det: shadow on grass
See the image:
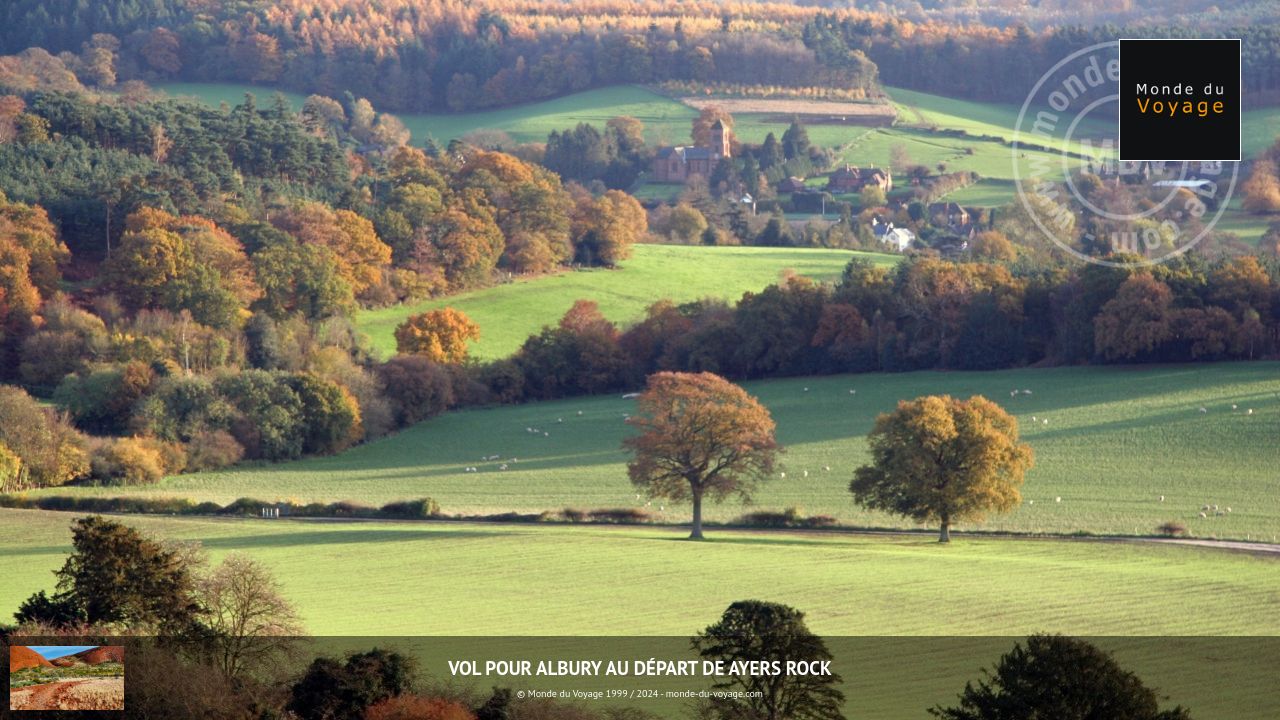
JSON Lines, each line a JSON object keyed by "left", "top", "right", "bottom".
{"left": 198, "top": 528, "right": 506, "bottom": 550}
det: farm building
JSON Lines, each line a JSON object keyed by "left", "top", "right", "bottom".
{"left": 826, "top": 164, "right": 892, "bottom": 193}
{"left": 651, "top": 120, "right": 731, "bottom": 183}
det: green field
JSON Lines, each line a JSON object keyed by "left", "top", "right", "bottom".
{"left": 26, "top": 363, "right": 1279, "bottom": 541}
{"left": 356, "top": 245, "right": 887, "bottom": 359}
{"left": 3, "top": 509, "right": 1277, "bottom": 638}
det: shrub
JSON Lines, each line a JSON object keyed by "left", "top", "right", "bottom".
{"left": 185, "top": 430, "right": 245, "bottom": 472}
{"left": 379, "top": 498, "right": 440, "bottom": 518}
{"left": 377, "top": 355, "right": 455, "bottom": 426}
{"left": 0, "top": 384, "right": 89, "bottom": 488}
{"left": 1157, "top": 521, "right": 1189, "bottom": 537}
{"left": 560, "top": 507, "right": 588, "bottom": 522}
{"left": 89, "top": 437, "right": 166, "bottom": 485}
{"left": 587, "top": 508, "right": 654, "bottom": 524}
{"left": 735, "top": 507, "right": 837, "bottom": 529}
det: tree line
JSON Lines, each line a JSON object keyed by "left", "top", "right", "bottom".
{"left": 2, "top": 1, "right": 1275, "bottom": 113}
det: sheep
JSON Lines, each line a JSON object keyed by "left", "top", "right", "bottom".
{"left": 823, "top": 466, "right": 832, "bottom": 472}
{"left": 1031, "top": 415, "right": 1037, "bottom": 422}
{"left": 849, "top": 389, "right": 857, "bottom": 394}
{"left": 577, "top": 410, "right": 583, "bottom": 416}
{"left": 1023, "top": 389, "right": 1033, "bottom": 395}
{"left": 543, "top": 432, "right": 550, "bottom": 437}
{"left": 1215, "top": 510, "right": 1225, "bottom": 516}
{"left": 1159, "top": 495, "right": 1165, "bottom": 502}
{"left": 1247, "top": 408, "right": 1254, "bottom": 415}
{"left": 499, "top": 464, "right": 508, "bottom": 471}
{"left": 659, "top": 505, "right": 664, "bottom": 511}
{"left": 1201, "top": 504, "right": 1210, "bottom": 511}
{"left": 803, "top": 387, "right": 809, "bottom": 392}
{"left": 512, "top": 457, "right": 518, "bottom": 463}
{"left": 1213, "top": 504, "right": 1219, "bottom": 511}
{"left": 1027, "top": 499, "right": 1034, "bottom": 505}
{"left": 1042, "top": 419, "right": 1048, "bottom": 425}
{"left": 1226, "top": 507, "right": 1232, "bottom": 513}
{"left": 1055, "top": 496, "right": 1061, "bottom": 503}
{"left": 802, "top": 470, "right": 809, "bottom": 478}
{"left": 779, "top": 472, "right": 786, "bottom": 478}
{"left": 1199, "top": 407, "right": 1207, "bottom": 413}
{"left": 557, "top": 417, "right": 563, "bottom": 423}
{"left": 1010, "top": 390, "right": 1018, "bottom": 398}
{"left": 1232, "top": 404, "right": 1238, "bottom": 410}
{"left": 1199, "top": 511, "right": 1208, "bottom": 518}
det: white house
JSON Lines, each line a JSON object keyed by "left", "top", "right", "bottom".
{"left": 871, "top": 218, "right": 914, "bottom": 252}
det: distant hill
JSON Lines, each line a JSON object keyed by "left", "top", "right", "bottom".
{"left": 9, "top": 646, "right": 53, "bottom": 672}
{"left": 73, "top": 647, "right": 125, "bottom": 666}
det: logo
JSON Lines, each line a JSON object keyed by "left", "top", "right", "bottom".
{"left": 1012, "top": 41, "right": 1239, "bottom": 268}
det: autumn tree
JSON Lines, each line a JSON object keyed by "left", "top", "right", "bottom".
{"left": 1240, "top": 159, "right": 1280, "bottom": 214}
{"left": 930, "top": 635, "right": 1192, "bottom": 720}
{"left": 270, "top": 202, "right": 392, "bottom": 301}
{"left": 623, "top": 371, "right": 780, "bottom": 540}
{"left": 573, "top": 189, "right": 645, "bottom": 266}
{"left": 851, "top": 395, "right": 1032, "bottom": 542}
{"left": 969, "top": 230, "right": 1016, "bottom": 262}
{"left": 198, "top": 553, "right": 303, "bottom": 679}
{"left": 1093, "top": 273, "right": 1174, "bottom": 361}
{"left": 694, "top": 601, "right": 845, "bottom": 720}
{"left": 394, "top": 308, "right": 481, "bottom": 364}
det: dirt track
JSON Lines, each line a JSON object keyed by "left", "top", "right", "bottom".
{"left": 9, "top": 678, "right": 124, "bottom": 711}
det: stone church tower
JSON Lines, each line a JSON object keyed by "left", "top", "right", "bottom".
{"left": 710, "top": 119, "right": 731, "bottom": 158}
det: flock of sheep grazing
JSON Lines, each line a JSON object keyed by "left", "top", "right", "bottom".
{"left": 455, "top": 382, "right": 1258, "bottom": 525}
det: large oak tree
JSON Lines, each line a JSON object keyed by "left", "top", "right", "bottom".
{"left": 851, "top": 395, "right": 1032, "bottom": 542}
{"left": 623, "top": 371, "right": 779, "bottom": 540}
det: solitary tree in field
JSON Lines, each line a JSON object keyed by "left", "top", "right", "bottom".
{"left": 394, "top": 307, "right": 480, "bottom": 363}
{"left": 930, "top": 634, "right": 1192, "bottom": 720}
{"left": 623, "top": 372, "right": 780, "bottom": 540}
{"left": 851, "top": 395, "right": 1032, "bottom": 542}
{"left": 694, "top": 600, "right": 845, "bottom": 720}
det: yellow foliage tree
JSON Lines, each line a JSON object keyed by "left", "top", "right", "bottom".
{"left": 852, "top": 395, "right": 1033, "bottom": 542}
{"left": 394, "top": 307, "right": 480, "bottom": 364}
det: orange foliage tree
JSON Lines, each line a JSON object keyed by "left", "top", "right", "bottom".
{"left": 852, "top": 395, "right": 1033, "bottom": 542}
{"left": 623, "top": 371, "right": 780, "bottom": 539}
{"left": 394, "top": 307, "right": 480, "bottom": 364}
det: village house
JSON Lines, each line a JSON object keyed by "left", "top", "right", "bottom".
{"left": 826, "top": 165, "right": 892, "bottom": 194}
{"left": 651, "top": 120, "right": 731, "bottom": 183}
{"left": 871, "top": 217, "right": 915, "bottom": 252}
{"left": 927, "top": 201, "right": 978, "bottom": 239}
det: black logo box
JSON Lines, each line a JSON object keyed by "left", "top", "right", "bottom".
{"left": 1119, "top": 38, "right": 1241, "bottom": 162}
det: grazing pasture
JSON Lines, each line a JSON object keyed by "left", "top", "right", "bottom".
{"left": 23, "top": 363, "right": 1279, "bottom": 542}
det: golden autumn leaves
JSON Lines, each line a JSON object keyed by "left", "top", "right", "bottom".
{"left": 623, "top": 372, "right": 1034, "bottom": 541}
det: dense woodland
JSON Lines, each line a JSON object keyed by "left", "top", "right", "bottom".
{"left": 0, "top": 2, "right": 1278, "bottom": 496}
{"left": 0, "top": 0, "right": 1276, "bottom": 112}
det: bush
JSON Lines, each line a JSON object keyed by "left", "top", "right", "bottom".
{"left": 377, "top": 355, "right": 455, "bottom": 427}
{"left": 185, "top": 430, "right": 245, "bottom": 472}
{"left": 587, "top": 508, "right": 654, "bottom": 524}
{"left": 1157, "top": 521, "right": 1189, "bottom": 537}
{"left": 89, "top": 437, "right": 166, "bottom": 485}
{"left": 735, "top": 507, "right": 837, "bottom": 529}
{"left": 379, "top": 498, "right": 440, "bottom": 518}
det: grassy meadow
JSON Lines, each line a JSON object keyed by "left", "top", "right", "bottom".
{"left": 3, "top": 508, "right": 1278, "bottom": 638}
{"left": 24, "top": 363, "right": 1279, "bottom": 542}
{"left": 355, "top": 244, "right": 887, "bottom": 359}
